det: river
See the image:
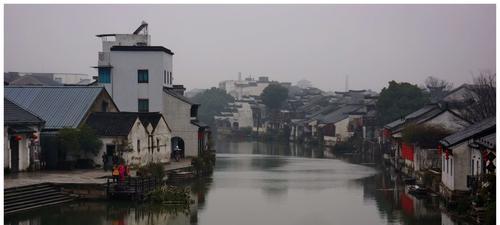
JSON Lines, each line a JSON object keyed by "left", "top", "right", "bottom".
{"left": 5, "top": 140, "right": 469, "bottom": 225}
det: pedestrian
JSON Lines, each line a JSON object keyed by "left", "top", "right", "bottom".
{"left": 118, "top": 163, "right": 125, "bottom": 182}
{"left": 112, "top": 165, "right": 119, "bottom": 182}
{"left": 102, "top": 153, "right": 108, "bottom": 171}
{"left": 112, "top": 155, "right": 119, "bottom": 166}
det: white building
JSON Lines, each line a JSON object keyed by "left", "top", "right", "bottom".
{"left": 219, "top": 76, "right": 272, "bottom": 99}
{"left": 95, "top": 22, "right": 208, "bottom": 158}
{"left": 214, "top": 100, "right": 254, "bottom": 130}
{"left": 439, "top": 117, "right": 496, "bottom": 199}
{"left": 85, "top": 112, "right": 172, "bottom": 166}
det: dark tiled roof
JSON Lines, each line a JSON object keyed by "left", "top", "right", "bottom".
{"left": 191, "top": 120, "right": 209, "bottom": 128}
{"left": 85, "top": 112, "right": 138, "bottom": 136}
{"left": 475, "top": 133, "right": 496, "bottom": 149}
{"left": 318, "top": 105, "right": 363, "bottom": 124}
{"left": 440, "top": 117, "right": 496, "bottom": 147}
{"left": 136, "top": 112, "right": 170, "bottom": 132}
{"left": 4, "top": 98, "right": 45, "bottom": 125}
{"left": 110, "top": 46, "right": 174, "bottom": 55}
{"left": 163, "top": 87, "right": 198, "bottom": 105}
{"left": 86, "top": 112, "right": 170, "bottom": 136}
{"left": 385, "top": 104, "right": 440, "bottom": 130}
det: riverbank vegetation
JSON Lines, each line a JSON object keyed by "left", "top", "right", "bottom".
{"left": 147, "top": 185, "right": 192, "bottom": 204}
{"left": 136, "top": 162, "right": 166, "bottom": 179}
{"left": 55, "top": 125, "right": 103, "bottom": 169}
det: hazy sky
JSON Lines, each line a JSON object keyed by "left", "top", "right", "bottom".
{"left": 4, "top": 4, "right": 495, "bottom": 92}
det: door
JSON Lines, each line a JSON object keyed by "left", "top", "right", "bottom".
{"left": 10, "top": 136, "right": 19, "bottom": 172}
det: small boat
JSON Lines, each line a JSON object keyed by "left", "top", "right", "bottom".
{"left": 407, "top": 185, "right": 428, "bottom": 197}
{"left": 403, "top": 177, "right": 416, "bottom": 185}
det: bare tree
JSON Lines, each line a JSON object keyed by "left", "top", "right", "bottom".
{"left": 425, "top": 76, "right": 454, "bottom": 102}
{"left": 461, "top": 71, "right": 496, "bottom": 122}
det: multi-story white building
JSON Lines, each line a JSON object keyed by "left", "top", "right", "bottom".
{"left": 94, "top": 22, "right": 208, "bottom": 158}
{"left": 219, "top": 75, "right": 272, "bottom": 99}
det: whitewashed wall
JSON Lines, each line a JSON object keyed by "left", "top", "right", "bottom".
{"left": 106, "top": 51, "right": 173, "bottom": 113}
{"left": 162, "top": 94, "right": 199, "bottom": 157}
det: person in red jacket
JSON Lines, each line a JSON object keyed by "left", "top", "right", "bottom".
{"left": 118, "top": 163, "right": 125, "bottom": 182}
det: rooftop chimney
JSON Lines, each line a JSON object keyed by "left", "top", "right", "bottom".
{"left": 172, "top": 85, "right": 186, "bottom": 96}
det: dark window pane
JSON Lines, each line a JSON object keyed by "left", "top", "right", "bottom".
{"left": 138, "top": 70, "right": 149, "bottom": 83}
{"left": 138, "top": 99, "right": 149, "bottom": 112}
{"left": 98, "top": 68, "right": 111, "bottom": 83}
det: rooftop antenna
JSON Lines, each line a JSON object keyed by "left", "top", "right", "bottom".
{"left": 133, "top": 21, "right": 148, "bottom": 35}
{"left": 345, "top": 75, "right": 349, "bottom": 92}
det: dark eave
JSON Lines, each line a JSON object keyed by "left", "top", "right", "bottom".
{"left": 110, "top": 46, "right": 174, "bottom": 55}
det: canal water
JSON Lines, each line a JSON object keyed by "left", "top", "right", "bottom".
{"left": 5, "top": 140, "right": 468, "bottom": 225}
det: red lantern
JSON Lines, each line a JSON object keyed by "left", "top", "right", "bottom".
{"left": 31, "top": 134, "right": 38, "bottom": 140}
{"left": 482, "top": 150, "right": 489, "bottom": 162}
{"left": 437, "top": 144, "right": 442, "bottom": 155}
{"left": 14, "top": 135, "right": 22, "bottom": 141}
{"left": 445, "top": 149, "right": 450, "bottom": 160}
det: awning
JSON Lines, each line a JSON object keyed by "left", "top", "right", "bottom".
{"left": 8, "top": 125, "right": 36, "bottom": 134}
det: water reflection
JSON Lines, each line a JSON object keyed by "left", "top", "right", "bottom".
{"left": 5, "top": 140, "right": 468, "bottom": 225}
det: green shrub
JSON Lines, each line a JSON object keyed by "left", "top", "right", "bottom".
{"left": 147, "top": 185, "right": 191, "bottom": 204}
{"left": 192, "top": 150, "right": 216, "bottom": 176}
{"left": 137, "top": 162, "right": 165, "bottom": 179}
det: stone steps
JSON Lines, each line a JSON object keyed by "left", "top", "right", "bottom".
{"left": 4, "top": 183, "right": 75, "bottom": 214}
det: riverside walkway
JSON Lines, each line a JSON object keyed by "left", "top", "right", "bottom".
{"left": 5, "top": 160, "right": 192, "bottom": 189}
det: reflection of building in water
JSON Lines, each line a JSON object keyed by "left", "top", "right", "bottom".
{"left": 5, "top": 178, "right": 215, "bottom": 225}
{"left": 357, "top": 167, "right": 443, "bottom": 225}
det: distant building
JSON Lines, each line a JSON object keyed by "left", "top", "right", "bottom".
{"left": 4, "top": 72, "right": 91, "bottom": 86}
{"left": 218, "top": 75, "right": 272, "bottom": 99}
{"left": 94, "top": 22, "right": 208, "bottom": 157}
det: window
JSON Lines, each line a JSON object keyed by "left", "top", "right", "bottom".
{"left": 471, "top": 160, "right": 475, "bottom": 175}
{"left": 477, "top": 161, "right": 480, "bottom": 175}
{"left": 157, "top": 139, "right": 160, "bottom": 152}
{"left": 442, "top": 156, "right": 445, "bottom": 172}
{"left": 138, "top": 99, "right": 149, "bottom": 112}
{"left": 164, "top": 70, "right": 167, "bottom": 84}
{"left": 169, "top": 72, "right": 173, "bottom": 84}
{"left": 446, "top": 158, "right": 448, "bottom": 173}
{"left": 98, "top": 68, "right": 111, "bottom": 83}
{"left": 138, "top": 70, "right": 149, "bottom": 83}
{"left": 137, "top": 140, "right": 141, "bottom": 153}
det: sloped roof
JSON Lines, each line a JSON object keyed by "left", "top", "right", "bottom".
{"left": 86, "top": 112, "right": 138, "bottom": 136}
{"left": 163, "top": 87, "right": 198, "bottom": 105}
{"left": 475, "top": 133, "right": 496, "bottom": 149}
{"left": 318, "top": 105, "right": 363, "bottom": 124}
{"left": 4, "top": 98, "right": 45, "bottom": 125}
{"left": 86, "top": 112, "right": 170, "bottom": 136}
{"left": 10, "top": 75, "right": 62, "bottom": 86}
{"left": 440, "top": 117, "right": 496, "bottom": 147}
{"left": 384, "top": 104, "right": 440, "bottom": 130}
{"left": 191, "top": 120, "right": 209, "bottom": 128}
{"left": 136, "top": 112, "right": 171, "bottom": 132}
{"left": 4, "top": 86, "right": 107, "bottom": 129}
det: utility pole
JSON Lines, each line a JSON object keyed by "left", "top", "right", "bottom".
{"left": 345, "top": 75, "right": 349, "bottom": 92}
